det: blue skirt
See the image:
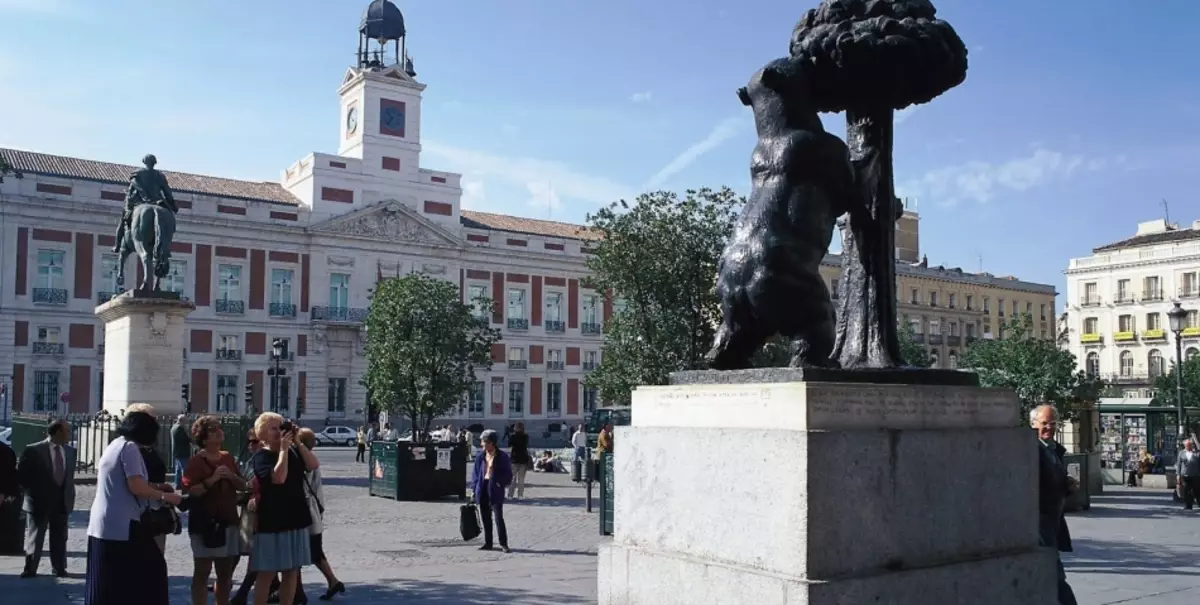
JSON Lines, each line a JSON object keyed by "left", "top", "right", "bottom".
{"left": 85, "top": 533, "right": 169, "bottom": 605}
{"left": 250, "top": 528, "right": 311, "bottom": 572}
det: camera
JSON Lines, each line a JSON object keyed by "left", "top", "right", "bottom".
{"left": 280, "top": 421, "right": 295, "bottom": 434}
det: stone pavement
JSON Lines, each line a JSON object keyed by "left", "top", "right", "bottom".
{"left": 1, "top": 447, "right": 599, "bottom": 604}
{"left": 3, "top": 448, "right": 1199, "bottom": 604}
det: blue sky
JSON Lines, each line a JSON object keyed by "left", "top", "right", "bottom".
{"left": 1, "top": 0, "right": 1198, "bottom": 306}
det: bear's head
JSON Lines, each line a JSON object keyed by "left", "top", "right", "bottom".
{"left": 737, "top": 57, "right": 821, "bottom": 133}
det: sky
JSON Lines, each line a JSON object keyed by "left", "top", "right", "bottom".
{"left": 1, "top": 0, "right": 1198, "bottom": 308}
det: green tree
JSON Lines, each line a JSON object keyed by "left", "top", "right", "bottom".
{"left": 582, "top": 188, "right": 743, "bottom": 406}
{"left": 960, "top": 314, "right": 1102, "bottom": 421}
{"left": 0, "top": 153, "right": 21, "bottom": 183}
{"left": 897, "top": 320, "right": 931, "bottom": 368}
{"left": 361, "top": 273, "right": 501, "bottom": 440}
{"left": 1152, "top": 355, "right": 1200, "bottom": 413}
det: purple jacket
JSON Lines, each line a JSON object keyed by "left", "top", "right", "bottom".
{"left": 471, "top": 449, "right": 513, "bottom": 504}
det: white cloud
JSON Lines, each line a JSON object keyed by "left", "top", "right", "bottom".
{"left": 629, "top": 91, "right": 653, "bottom": 103}
{"left": 460, "top": 178, "right": 486, "bottom": 209}
{"left": 643, "top": 114, "right": 750, "bottom": 190}
{"left": 422, "top": 140, "right": 634, "bottom": 210}
{"left": 525, "top": 181, "right": 562, "bottom": 214}
{"left": 899, "top": 148, "right": 1099, "bottom": 207}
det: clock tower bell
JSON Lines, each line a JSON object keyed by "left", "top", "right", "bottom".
{"left": 337, "top": 0, "right": 423, "bottom": 180}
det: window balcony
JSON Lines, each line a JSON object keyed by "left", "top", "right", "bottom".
{"left": 581, "top": 322, "right": 602, "bottom": 335}
{"left": 1142, "top": 329, "right": 1167, "bottom": 341}
{"left": 1142, "top": 290, "right": 1164, "bottom": 302}
{"left": 269, "top": 303, "right": 296, "bottom": 318}
{"left": 216, "top": 349, "right": 243, "bottom": 361}
{"left": 1103, "top": 372, "right": 1151, "bottom": 385}
{"left": 33, "top": 288, "right": 68, "bottom": 305}
{"left": 1080, "top": 333, "right": 1103, "bottom": 344}
{"left": 1180, "top": 288, "right": 1200, "bottom": 299}
{"left": 1113, "top": 293, "right": 1136, "bottom": 305}
{"left": 1184, "top": 327, "right": 1200, "bottom": 338}
{"left": 546, "top": 361, "right": 565, "bottom": 371}
{"left": 32, "top": 342, "right": 63, "bottom": 355}
{"left": 946, "top": 335, "right": 961, "bottom": 346}
{"left": 216, "top": 299, "right": 245, "bottom": 315}
{"left": 928, "top": 334, "right": 944, "bottom": 345}
{"left": 97, "top": 291, "right": 121, "bottom": 304}
{"left": 582, "top": 361, "right": 597, "bottom": 371}
{"left": 911, "top": 332, "right": 926, "bottom": 343}
{"left": 1079, "top": 297, "right": 1102, "bottom": 308}
{"left": 508, "top": 359, "right": 527, "bottom": 369}
{"left": 507, "top": 318, "right": 529, "bottom": 331}
{"left": 1113, "top": 331, "right": 1137, "bottom": 342}
{"left": 311, "top": 306, "right": 369, "bottom": 323}
{"left": 544, "top": 320, "right": 566, "bottom": 333}
{"left": 547, "top": 407, "right": 561, "bottom": 418}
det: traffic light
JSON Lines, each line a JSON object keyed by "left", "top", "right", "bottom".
{"left": 181, "top": 384, "right": 189, "bottom": 401}
{"left": 245, "top": 384, "right": 254, "bottom": 409}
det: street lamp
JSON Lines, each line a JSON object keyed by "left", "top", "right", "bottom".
{"left": 1168, "top": 301, "right": 1189, "bottom": 439}
{"left": 270, "top": 338, "right": 288, "bottom": 414}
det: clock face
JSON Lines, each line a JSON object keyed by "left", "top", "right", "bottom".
{"left": 346, "top": 107, "right": 358, "bottom": 135}
{"left": 382, "top": 108, "right": 402, "bottom": 130}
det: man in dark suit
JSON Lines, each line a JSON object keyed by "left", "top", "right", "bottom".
{"left": 0, "top": 439, "right": 16, "bottom": 501}
{"left": 1032, "top": 404, "right": 1078, "bottom": 605}
{"left": 18, "top": 419, "right": 76, "bottom": 578}
{"left": 0, "top": 439, "right": 19, "bottom": 555}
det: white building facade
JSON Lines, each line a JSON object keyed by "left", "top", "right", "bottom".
{"left": 0, "top": 14, "right": 607, "bottom": 433}
{"left": 1064, "top": 218, "right": 1200, "bottom": 395}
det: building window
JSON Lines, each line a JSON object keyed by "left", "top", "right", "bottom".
{"left": 507, "top": 288, "right": 526, "bottom": 319}
{"left": 33, "top": 370, "right": 60, "bottom": 412}
{"left": 546, "top": 382, "right": 562, "bottom": 415}
{"left": 1184, "top": 273, "right": 1199, "bottom": 297}
{"left": 582, "top": 295, "right": 599, "bottom": 324}
{"left": 929, "top": 319, "right": 941, "bottom": 335}
{"left": 1085, "top": 352, "right": 1099, "bottom": 377}
{"left": 1118, "top": 314, "right": 1134, "bottom": 332}
{"left": 949, "top": 321, "right": 959, "bottom": 336}
{"left": 545, "top": 292, "right": 563, "bottom": 322}
{"left": 1119, "top": 350, "right": 1134, "bottom": 376}
{"left": 36, "top": 250, "right": 66, "bottom": 290}
{"left": 909, "top": 317, "right": 922, "bottom": 334}
{"left": 1189, "top": 310, "right": 1199, "bottom": 329}
{"left": 1084, "top": 317, "right": 1099, "bottom": 334}
{"left": 508, "top": 382, "right": 525, "bottom": 416}
{"left": 982, "top": 297, "right": 990, "bottom": 313}
{"left": 929, "top": 292, "right": 939, "bottom": 307}
{"left": 966, "top": 323, "right": 976, "bottom": 338}
{"left": 1011, "top": 300, "right": 1019, "bottom": 317}
{"left": 218, "top": 335, "right": 240, "bottom": 360}
{"left": 1146, "top": 312, "right": 1161, "bottom": 331}
{"left": 910, "top": 288, "right": 919, "bottom": 304}
{"left": 1117, "top": 279, "right": 1131, "bottom": 302}
{"left": 508, "top": 347, "right": 526, "bottom": 369}
{"left": 327, "top": 377, "right": 347, "bottom": 415}
{"left": 1040, "top": 304, "right": 1047, "bottom": 320}
{"left": 467, "top": 284, "right": 488, "bottom": 319}
{"left": 468, "top": 382, "right": 485, "bottom": 416}
{"left": 218, "top": 265, "right": 241, "bottom": 301}
{"left": 1144, "top": 276, "right": 1162, "bottom": 300}
{"left": 965, "top": 295, "right": 974, "bottom": 310}
{"left": 1083, "top": 282, "right": 1098, "bottom": 304}
{"left": 329, "top": 273, "right": 350, "bottom": 308}
{"left": 100, "top": 255, "right": 121, "bottom": 296}
{"left": 216, "top": 375, "right": 238, "bottom": 413}
{"left": 547, "top": 348, "right": 564, "bottom": 371}
{"left": 1148, "top": 349, "right": 1165, "bottom": 378}
{"left": 948, "top": 293, "right": 956, "bottom": 309}
{"left": 163, "top": 260, "right": 187, "bottom": 296}
{"left": 583, "top": 350, "right": 599, "bottom": 370}
{"left": 1025, "top": 301, "right": 1032, "bottom": 316}
{"left": 1188, "top": 348, "right": 1200, "bottom": 361}
{"left": 583, "top": 387, "right": 598, "bottom": 414}
{"left": 271, "top": 269, "right": 293, "bottom": 305}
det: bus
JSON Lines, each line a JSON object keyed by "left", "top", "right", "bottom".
{"left": 585, "top": 406, "right": 631, "bottom": 448}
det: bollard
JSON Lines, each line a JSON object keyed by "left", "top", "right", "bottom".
{"left": 584, "top": 449, "right": 595, "bottom": 512}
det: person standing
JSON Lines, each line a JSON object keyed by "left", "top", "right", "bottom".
{"left": 172, "top": 414, "right": 191, "bottom": 491}
{"left": 295, "top": 429, "right": 346, "bottom": 601}
{"left": 570, "top": 424, "right": 587, "bottom": 482}
{"left": 355, "top": 426, "right": 367, "bottom": 463}
{"left": 18, "top": 419, "right": 76, "bottom": 578}
{"left": 507, "top": 423, "right": 531, "bottom": 500}
{"left": 183, "top": 416, "right": 246, "bottom": 605}
{"left": 85, "top": 406, "right": 181, "bottom": 604}
{"left": 1177, "top": 439, "right": 1200, "bottom": 509}
{"left": 1032, "top": 404, "right": 1078, "bottom": 605}
{"left": 249, "top": 413, "right": 318, "bottom": 605}
{"left": 470, "top": 430, "right": 512, "bottom": 553}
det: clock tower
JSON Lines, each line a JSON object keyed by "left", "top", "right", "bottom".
{"left": 337, "top": 0, "right": 423, "bottom": 180}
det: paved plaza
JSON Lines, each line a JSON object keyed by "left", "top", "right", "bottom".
{"left": 2, "top": 448, "right": 1199, "bottom": 604}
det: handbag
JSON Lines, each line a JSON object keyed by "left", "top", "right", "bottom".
{"left": 459, "top": 503, "right": 481, "bottom": 541}
{"left": 303, "top": 472, "right": 325, "bottom": 517}
{"left": 140, "top": 503, "right": 181, "bottom": 537}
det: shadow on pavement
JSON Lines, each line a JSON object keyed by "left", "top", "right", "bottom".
{"left": 1065, "top": 538, "right": 1200, "bottom": 576}
{"left": 1068, "top": 488, "right": 1185, "bottom": 520}
{"left": 326, "top": 577, "right": 591, "bottom": 605}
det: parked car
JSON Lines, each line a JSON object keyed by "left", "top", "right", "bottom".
{"left": 313, "top": 425, "right": 357, "bottom": 447}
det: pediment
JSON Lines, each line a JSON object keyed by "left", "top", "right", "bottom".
{"left": 309, "top": 200, "right": 462, "bottom": 247}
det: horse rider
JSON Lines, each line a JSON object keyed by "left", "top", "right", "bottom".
{"left": 112, "top": 154, "right": 178, "bottom": 253}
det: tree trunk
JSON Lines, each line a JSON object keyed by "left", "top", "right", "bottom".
{"left": 832, "top": 108, "right": 903, "bottom": 368}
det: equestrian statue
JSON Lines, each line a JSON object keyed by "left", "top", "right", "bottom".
{"left": 113, "top": 154, "right": 179, "bottom": 292}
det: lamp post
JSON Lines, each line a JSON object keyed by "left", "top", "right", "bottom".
{"left": 1168, "top": 301, "right": 1189, "bottom": 439}
{"left": 270, "top": 338, "right": 287, "bottom": 414}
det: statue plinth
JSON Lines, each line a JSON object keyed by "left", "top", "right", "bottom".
{"left": 598, "top": 371, "right": 1056, "bottom": 604}
{"left": 95, "top": 291, "right": 195, "bottom": 416}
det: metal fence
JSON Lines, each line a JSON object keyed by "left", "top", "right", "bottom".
{"left": 9, "top": 412, "right": 254, "bottom": 477}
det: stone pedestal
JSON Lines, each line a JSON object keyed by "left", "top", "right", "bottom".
{"left": 598, "top": 370, "right": 1056, "bottom": 605}
{"left": 95, "top": 292, "right": 195, "bottom": 416}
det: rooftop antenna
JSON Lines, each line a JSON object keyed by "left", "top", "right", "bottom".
{"left": 1162, "top": 198, "right": 1171, "bottom": 226}
{"left": 977, "top": 251, "right": 983, "bottom": 273}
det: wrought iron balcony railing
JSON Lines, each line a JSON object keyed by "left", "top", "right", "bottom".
{"left": 32, "top": 342, "right": 63, "bottom": 355}
{"left": 507, "top": 318, "right": 529, "bottom": 331}
{"left": 508, "top": 359, "right": 528, "bottom": 369}
{"left": 581, "top": 322, "right": 602, "bottom": 335}
{"left": 928, "top": 334, "right": 944, "bottom": 345}
{"left": 311, "top": 306, "right": 369, "bottom": 323}
{"left": 33, "top": 288, "right": 68, "bottom": 305}
{"left": 583, "top": 361, "right": 597, "bottom": 371}
{"left": 97, "top": 291, "right": 121, "bottom": 304}
{"left": 269, "top": 303, "right": 296, "bottom": 318}
{"left": 216, "top": 299, "right": 245, "bottom": 314}
{"left": 544, "top": 320, "right": 566, "bottom": 333}
{"left": 946, "top": 335, "right": 962, "bottom": 347}
{"left": 216, "top": 349, "right": 243, "bottom": 361}
{"left": 1079, "top": 297, "right": 1102, "bottom": 308}
{"left": 911, "top": 333, "right": 926, "bottom": 343}
{"left": 546, "top": 361, "right": 565, "bottom": 371}
{"left": 1142, "top": 290, "right": 1164, "bottom": 302}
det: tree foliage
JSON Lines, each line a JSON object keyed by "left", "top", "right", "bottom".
{"left": 0, "top": 153, "right": 21, "bottom": 183}
{"left": 361, "top": 273, "right": 500, "bottom": 440}
{"left": 1152, "top": 356, "right": 1200, "bottom": 411}
{"left": 582, "top": 188, "right": 743, "bottom": 405}
{"left": 960, "top": 314, "right": 1102, "bottom": 421}
{"left": 896, "top": 320, "right": 931, "bottom": 368}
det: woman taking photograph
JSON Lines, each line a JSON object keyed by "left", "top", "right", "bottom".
{"left": 296, "top": 428, "right": 346, "bottom": 601}
{"left": 183, "top": 416, "right": 246, "bottom": 605}
{"left": 249, "top": 413, "right": 318, "bottom": 605}
{"left": 85, "top": 405, "right": 182, "bottom": 605}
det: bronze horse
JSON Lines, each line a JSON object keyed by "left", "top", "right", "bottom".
{"left": 115, "top": 202, "right": 176, "bottom": 292}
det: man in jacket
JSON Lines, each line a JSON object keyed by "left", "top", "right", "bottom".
{"left": 18, "top": 419, "right": 76, "bottom": 578}
{"left": 470, "top": 430, "right": 513, "bottom": 552}
{"left": 1177, "top": 438, "right": 1200, "bottom": 509}
{"left": 1032, "top": 404, "right": 1078, "bottom": 605}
